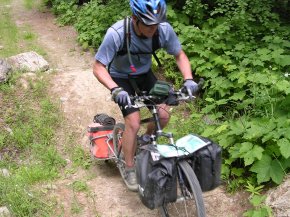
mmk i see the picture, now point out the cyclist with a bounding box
[93,0,198,191]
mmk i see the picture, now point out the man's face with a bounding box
[137,22,158,38]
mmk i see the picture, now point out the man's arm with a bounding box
[174,50,193,80]
[93,60,118,90]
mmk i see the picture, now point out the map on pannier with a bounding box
[156,134,210,158]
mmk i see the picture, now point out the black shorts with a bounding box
[112,70,157,117]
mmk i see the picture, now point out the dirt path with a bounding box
[11,0,250,216]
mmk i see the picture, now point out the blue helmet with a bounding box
[130,0,167,25]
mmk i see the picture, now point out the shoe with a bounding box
[122,167,138,192]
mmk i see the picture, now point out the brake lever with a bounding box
[176,91,192,101]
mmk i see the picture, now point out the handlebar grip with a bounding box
[198,78,205,88]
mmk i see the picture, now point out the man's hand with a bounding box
[183,79,198,97]
[111,87,132,107]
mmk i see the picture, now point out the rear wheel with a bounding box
[159,160,206,217]
[112,123,126,177]
[112,123,125,157]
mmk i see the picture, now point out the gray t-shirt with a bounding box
[95,19,182,78]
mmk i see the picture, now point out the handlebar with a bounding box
[126,78,204,109]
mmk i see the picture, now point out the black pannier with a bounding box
[136,145,177,209]
[191,135,222,192]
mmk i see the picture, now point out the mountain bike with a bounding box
[112,81,206,217]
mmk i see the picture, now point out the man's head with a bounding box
[130,0,167,26]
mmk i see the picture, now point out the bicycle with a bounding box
[111,80,206,217]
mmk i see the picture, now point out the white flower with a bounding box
[285,73,289,78]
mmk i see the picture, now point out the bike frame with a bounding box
[144,104,175,145]
[112,85,206,217]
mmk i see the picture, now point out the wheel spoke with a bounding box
[159,160,206,217]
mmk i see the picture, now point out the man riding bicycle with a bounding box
[93,0,198,191]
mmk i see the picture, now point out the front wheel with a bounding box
[159,160,206,217]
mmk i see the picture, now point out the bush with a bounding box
[74,0,130,49]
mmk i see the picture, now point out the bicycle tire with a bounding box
[112,123,125,159]
[112,123,127,177]
[159,160,206,217]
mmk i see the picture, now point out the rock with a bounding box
[0,59,12,83]
[265,175,290,217]
[4,127,13,135]
[0,206,11,217]
[7,51,49,73]
[60,97,68,102]
[0,169,10,177]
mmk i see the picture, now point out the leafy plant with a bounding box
[51,0,79,26]
[243,195,272,217]
[74,0,130,49]
[245,182,264,197]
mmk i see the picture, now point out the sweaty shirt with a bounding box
[95,18,182,79]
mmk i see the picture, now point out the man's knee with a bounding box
[124,112,141,133]
[158,107,170,126]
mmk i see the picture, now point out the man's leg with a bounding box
[122,111,141,167]
[145,104,170,135]
[119,111,140,191]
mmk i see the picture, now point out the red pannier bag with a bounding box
[87,123,115,159]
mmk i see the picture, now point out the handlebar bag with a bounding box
[136,145,177,209]
[87,122,114,159]
[190,135,222,192]
[149,80,171,96]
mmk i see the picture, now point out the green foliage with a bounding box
[74,0,130,48]
[72,180,89,192]
[243,195,273,217]
[202,117,290,185]
[0,71,65,216]
[167,0,290,190]
[183,0,208,25]
[245,182,264,197]
[71,145,92,169]
[24,0,34,9]
[0,1,45,57]
[0,2,20,57]
[0,176,52,216]
[51,0,79,26]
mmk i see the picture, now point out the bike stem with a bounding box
[150,106,175,145]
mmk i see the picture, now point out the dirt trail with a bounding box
[11,0,250,216]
